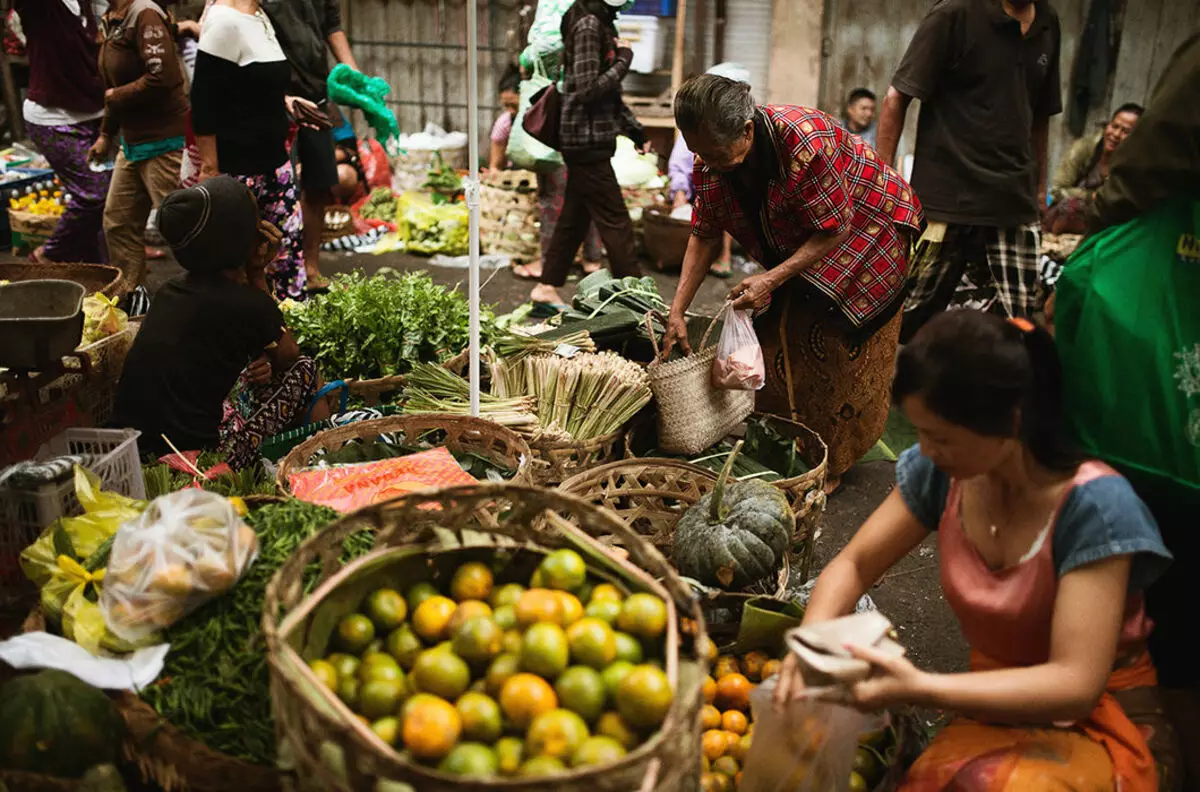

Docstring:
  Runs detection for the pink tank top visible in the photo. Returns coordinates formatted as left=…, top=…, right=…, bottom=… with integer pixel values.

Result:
left=939, top=461, right=1153, bottom=668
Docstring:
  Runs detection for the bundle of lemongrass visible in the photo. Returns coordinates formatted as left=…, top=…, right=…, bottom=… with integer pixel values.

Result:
left=513, top=351, right=651, bottom=441
left=402, top=361, right=539, bottom=430
left=490, top=329, right=595, bottom=398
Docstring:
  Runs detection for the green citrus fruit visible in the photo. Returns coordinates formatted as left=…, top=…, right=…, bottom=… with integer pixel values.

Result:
left=520, top=622, right=570, bottom=679
left=450, top=562, right=495, bottom=603
left=457, top=691, right=503, bottom=743
left=336, top=677, right=360, bottom=710
left=848, top=771, right=869, bottom=792
left=584, top=599, right=622, bottom=626
left=554, top=666, right=607, bottom=723
left=615, top=665, right=672, bottom=730
left=566, top=618, right=617, bottom=669
left=489, top=582, right=526, bottom=609
left=437, top=742, right=498, bottom=777
left=360, top=678, right=406, bottom=720
left=447, top=600, right=493, bottom=636
left=326, top=653, right=360, bottom=681
left=518, top=755, right=566, bottom=777
left=484, top=653, right=521, bottom=698
left=589, top=584, right=623, bottom=603
left=494, top=736, right=525, bottom=776
left=617, top=594, right=667, bottom=641
left=570, top=735, right=627, bottom=767
left=309, top=659, right=338, bottom=691
left=612, top=632, right=644, bottom=664
left=411, top=648, right=470, bottom=700
left=712, top=756, right=739, bottom=777
left=405, top=582, right=440, bottom=612
left=358, top=652, right=403, bottom=684
left=595, top=711, right=639, bottom=750
left=385, top=624, right=425, bottom=670
left=492, top=604, right=518, bottom=631
left=335, top=614, right=376, bottom=654
left=371, top=716, right=399, bottom=746
left=364, top=588, right=408, bottom=632
left=600, top=661, right=635, bottom=702
left=526, top=709, right=590, bottom=760
left=537, top=550, right=587, bottom=592
left=452, top=616, right=504, bottom=665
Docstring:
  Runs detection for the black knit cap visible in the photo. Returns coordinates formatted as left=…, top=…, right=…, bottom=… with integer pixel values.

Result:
left=157, top=176, right=259, bottom=273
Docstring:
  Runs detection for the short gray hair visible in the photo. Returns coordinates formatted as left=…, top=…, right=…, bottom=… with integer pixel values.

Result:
left=674, top=74, right=756, bottom=146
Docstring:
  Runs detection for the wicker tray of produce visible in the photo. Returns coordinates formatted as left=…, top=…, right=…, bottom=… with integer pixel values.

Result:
left=560, top=457, right=790, bottom=597
left=263, top=483, right=707, bottom=792
left=480, top=169, right=539, bottom=265
left=0, top=261, right=122, bottom=299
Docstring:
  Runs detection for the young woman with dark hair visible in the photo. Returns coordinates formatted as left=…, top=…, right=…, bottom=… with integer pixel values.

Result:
left=773, top=310, right=1177, bottom=792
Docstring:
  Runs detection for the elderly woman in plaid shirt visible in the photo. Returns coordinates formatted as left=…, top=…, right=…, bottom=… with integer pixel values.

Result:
left=661, top=75, right=924, bottom=492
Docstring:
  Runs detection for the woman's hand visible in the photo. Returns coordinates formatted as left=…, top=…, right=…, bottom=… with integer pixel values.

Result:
left=285, top=96, right=331, bottom=130
left=729, top=271, right=776, bottom=312
left=659, top=312, right=691, bottom=359
left=838, top=643, right=932, bottom=712
left=245, top=355, right=273, bottom=386
left=772, top=653, right=806, bottom=707
left=88, top=135, right=114, bottom=164
left=176, top=19, right=202, bottom=39
left=672, top=191, right=690, bottom=210
left=254, top=220, right=283, bottom=269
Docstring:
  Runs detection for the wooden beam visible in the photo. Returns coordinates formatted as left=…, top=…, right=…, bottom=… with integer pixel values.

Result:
left=0, top=50, right=24, bottom=142
left=670, top=0, right=688, bottom=94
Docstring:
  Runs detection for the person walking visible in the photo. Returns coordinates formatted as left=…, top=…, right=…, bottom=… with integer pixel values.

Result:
left=529, top=0, right=646, bottom=307
left=93, top=0, right=190, bottom=294
left=13, top=0, right=111, bottom=265
left=661, top=75, right=924, bottom=493
left=875, top=0, right=1062, bottom=341
left=191, top=0, right=321, bottom=300
left=260, top=0, right=359, bottom=293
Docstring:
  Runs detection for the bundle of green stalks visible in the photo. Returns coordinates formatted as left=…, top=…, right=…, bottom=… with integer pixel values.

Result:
left=401, top=361, right=539, bottom=430
left=515, top=351, right=651, bottom=441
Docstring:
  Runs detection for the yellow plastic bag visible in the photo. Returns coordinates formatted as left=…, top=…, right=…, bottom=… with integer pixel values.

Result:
left=81, top=293, right=128, bottom=346
left=40, top=555, right=159, bottom=655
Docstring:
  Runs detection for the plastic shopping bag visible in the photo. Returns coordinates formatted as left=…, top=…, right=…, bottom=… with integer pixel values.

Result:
left=100, top=490, right=258, bottom=642
left=287, top=447, right=478, bottom=512
left=712, top=302, right=765, bottom=391
left=739, top=676, right=882, bottom=792
left=507, top=58, right=564, bottom=172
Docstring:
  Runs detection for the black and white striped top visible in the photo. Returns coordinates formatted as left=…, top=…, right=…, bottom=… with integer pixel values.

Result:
left=192, top=4, right=291, bottom=176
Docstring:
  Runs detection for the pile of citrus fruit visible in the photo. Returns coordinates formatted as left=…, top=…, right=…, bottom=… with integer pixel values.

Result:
left=308, top=549, right=675, bottom=778
left=698, top=650, right=891, bottom=792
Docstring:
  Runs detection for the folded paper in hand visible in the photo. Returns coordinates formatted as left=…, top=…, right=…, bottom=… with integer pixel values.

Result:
left=784, top=611, right=905, bottom=687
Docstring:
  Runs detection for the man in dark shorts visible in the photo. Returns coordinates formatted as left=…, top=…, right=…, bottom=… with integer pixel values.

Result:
left=260, top=0, right=359, bottom=292
left=874, top=0, right=1062, bottom=342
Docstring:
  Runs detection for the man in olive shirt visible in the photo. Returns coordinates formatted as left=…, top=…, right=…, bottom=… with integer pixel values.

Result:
left=875, top=0, right=1062, bottom=341
left=260, top=0, right=359, bottom=292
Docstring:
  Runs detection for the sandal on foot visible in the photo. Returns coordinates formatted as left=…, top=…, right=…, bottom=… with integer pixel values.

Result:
left=710, top=259, right=733, bottom=279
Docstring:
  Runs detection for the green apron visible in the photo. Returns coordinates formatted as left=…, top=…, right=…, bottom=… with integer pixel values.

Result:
left=1055, top=198, right=1200, bottom=496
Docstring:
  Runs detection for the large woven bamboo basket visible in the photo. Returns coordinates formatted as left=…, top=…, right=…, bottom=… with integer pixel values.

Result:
left=480, top=170, right=540, bottom=265
left=527, top=429, right=623, bottom=485
left=263, top=484, right=707, bottom=792
left=753, top=414, right=828, bottom=583
left=275, top=413, right=534, bottom=493
left=559, top=458, right=789, bottom=597
left=642, top=206, right=690, bottom=272
left=0, top=261, right=122, bottom=298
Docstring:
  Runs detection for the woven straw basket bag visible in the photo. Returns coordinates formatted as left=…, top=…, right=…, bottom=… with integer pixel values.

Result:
left=645, top=311, right=754, bottom=455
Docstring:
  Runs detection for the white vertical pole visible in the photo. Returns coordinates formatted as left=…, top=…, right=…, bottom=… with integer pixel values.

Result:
left=466, top=0, right=482, bottom=417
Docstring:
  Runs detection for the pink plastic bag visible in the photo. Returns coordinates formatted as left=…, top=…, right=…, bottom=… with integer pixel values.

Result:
left=711, top=302, right=765, bottom=391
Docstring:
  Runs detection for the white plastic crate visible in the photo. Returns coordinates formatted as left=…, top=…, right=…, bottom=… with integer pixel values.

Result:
left=0, top=427, right=144, bottom=594
left=619, top=15, right=662, bottom=74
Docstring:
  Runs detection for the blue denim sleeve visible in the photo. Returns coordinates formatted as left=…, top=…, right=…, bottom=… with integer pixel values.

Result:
left=894, top=445, right=949, bottom=531
left=1053, top=476, right=1174, bottom=591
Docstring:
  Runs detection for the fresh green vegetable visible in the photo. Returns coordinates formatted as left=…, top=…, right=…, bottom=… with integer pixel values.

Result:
left=568, top=271, right=667, bottom=323
left=140, top=500, right=372, bottom=764
left=422, top=152, right=463, bottom=194
left=359, top=187, right=399, bottom=222
left=0, top=669, right=123, bottom=778
left=284, top=271, right=495, bottom=381
left=401, top=199, right=470, bottom=255
left=521, top=352, right=652, bottom=441
left=142, top=451, right=276, bottom=500
left=402, top=362, right=538, bottom=430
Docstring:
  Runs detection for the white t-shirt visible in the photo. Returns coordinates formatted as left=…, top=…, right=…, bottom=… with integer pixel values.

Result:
left=21, top=0, right=108, bottom=126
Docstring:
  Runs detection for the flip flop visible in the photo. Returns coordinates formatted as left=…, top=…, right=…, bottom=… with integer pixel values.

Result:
left=710, top=260, right=733, bottom=279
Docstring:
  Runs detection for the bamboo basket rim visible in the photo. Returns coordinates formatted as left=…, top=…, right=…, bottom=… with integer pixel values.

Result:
left=262, top=483, right=706, bottom=791
left=274, top=413, right=534, bottom=493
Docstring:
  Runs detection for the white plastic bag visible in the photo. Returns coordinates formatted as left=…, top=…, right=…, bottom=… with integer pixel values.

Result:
left=739, top=676, right=882, bottom=792
left=711, top=302, right=765, bottom=390
left=100, top=490, right=258, bottom=642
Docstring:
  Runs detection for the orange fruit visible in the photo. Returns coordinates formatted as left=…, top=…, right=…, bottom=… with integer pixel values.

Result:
left=450, top=562, right=494, bottom=603
left=364, top=588, right=408, bottom=632
left=538, top=549, right=587, bottom=591
left=555, top=591, right=584, bottom=626
left=452, top=615, right=504, bottom=664
left=570, top=734, right=627, bottom=767
left=554, top=666, right=607, bottom=722
left=741, top=650, right=769, bottom=682
left=595, top=711, right=638, bottom=750
left=489, top=582, right=526, bottom=609
left=700, top=704, right=722, bottom=731
left=721, top=710, right=748, bottom=735
left=515, top=588, right=562, bottom=627
left=309, top=659, right=338, bottom=691
left=411, top=648, right=470, bottom=700
left=616, top=594, right=667, bottom=640
left=566, top=618, right=617, bottom=669
left=335, top=614, right=376, bottom=653
left=405, top=581, right=440, bottom=612
left=715, top=673, right=752, bottom=712
left=518, top=755, right=566, bottom=777
left=437, top=742, right=499, bottom=777
left=494, top=736, right=525, bottom=776
left=701, top=729, right=728, bottom=761
left=713, top=655, right=740, bottom=679
left=761, top=659, right=783, bottom=681
left=525, top=708, right=589, bottom=761
left=456, top=691, right=503, bottom=743
left=447, top=600, right=493, bottom=635
left=615, top=664, right=673, bottom=730
left=701, top=675, right=717, bottom=704
left=499, top=673, right=558, bottom=729
left=612, top=632, right=644, bottom=664
left=699, top=636, right=719, bottom=662
left=484, top=653, right=521, bottom=697
left=722, top=731, right=741, bottom=753
left=589, top=583, right=623, bottom=603
left=520, top=622, right=569, bottom=678
left=412, top=596, right=457, bottom=642
left=402, top=695, right=461, bottom=760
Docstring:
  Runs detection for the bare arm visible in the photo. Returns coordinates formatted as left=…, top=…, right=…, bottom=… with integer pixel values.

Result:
left=875, top=86, right=912, bottom=167
left=196, top=134, right=219, bottom=179
left=327, top=30, right=358, bottom=71
left=661, top=234, right=722, bottom=357
left=266, top=327, right=302, bottom=371
left=489, top=141, right=507, bottom=171
left=1033, top=115, right=1050, bottom=207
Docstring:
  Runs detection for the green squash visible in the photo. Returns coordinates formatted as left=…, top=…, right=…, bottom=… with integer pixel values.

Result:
left=0, top=669, right=123, bottom=778
left=672, top=441, right=794, bottom=589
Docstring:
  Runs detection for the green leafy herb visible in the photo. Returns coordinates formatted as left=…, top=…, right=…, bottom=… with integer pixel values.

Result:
left=359, top=187, right=399, bottom=222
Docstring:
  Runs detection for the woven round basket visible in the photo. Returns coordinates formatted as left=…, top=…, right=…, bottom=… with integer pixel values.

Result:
left=263, top=484, right=706, bottom=792
left=527, top=429, right=623, bottom=485
left=480, top=169, right=540, bottom=265
left=0, top=261, right=122, bottom=298
left=752, top=414, right=828, bottom=583
left=559, top=458, right=789, bottom=597
left=621, top=184, right=667, bottom=254
left=275, top=413, right=534, bottom=493
left=642, top=206, right=690, bottom=272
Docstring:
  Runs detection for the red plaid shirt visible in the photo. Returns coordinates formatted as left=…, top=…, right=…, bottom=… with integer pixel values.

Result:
left=692, top=105, right=924, bottom=327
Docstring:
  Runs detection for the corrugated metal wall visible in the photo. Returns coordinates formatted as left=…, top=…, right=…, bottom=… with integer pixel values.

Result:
left=721, top=0, right=773, bottom=99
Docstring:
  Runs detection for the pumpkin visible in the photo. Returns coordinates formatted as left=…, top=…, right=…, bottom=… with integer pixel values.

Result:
left=0, top=669, right=123, bottom=778
left=672, top=441, right=793, bottom=589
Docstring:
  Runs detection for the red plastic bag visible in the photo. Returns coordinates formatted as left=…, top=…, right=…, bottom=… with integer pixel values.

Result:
left=358, top=138, right=392, bottom=192
left=287, top=447, right=477, bottom=512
